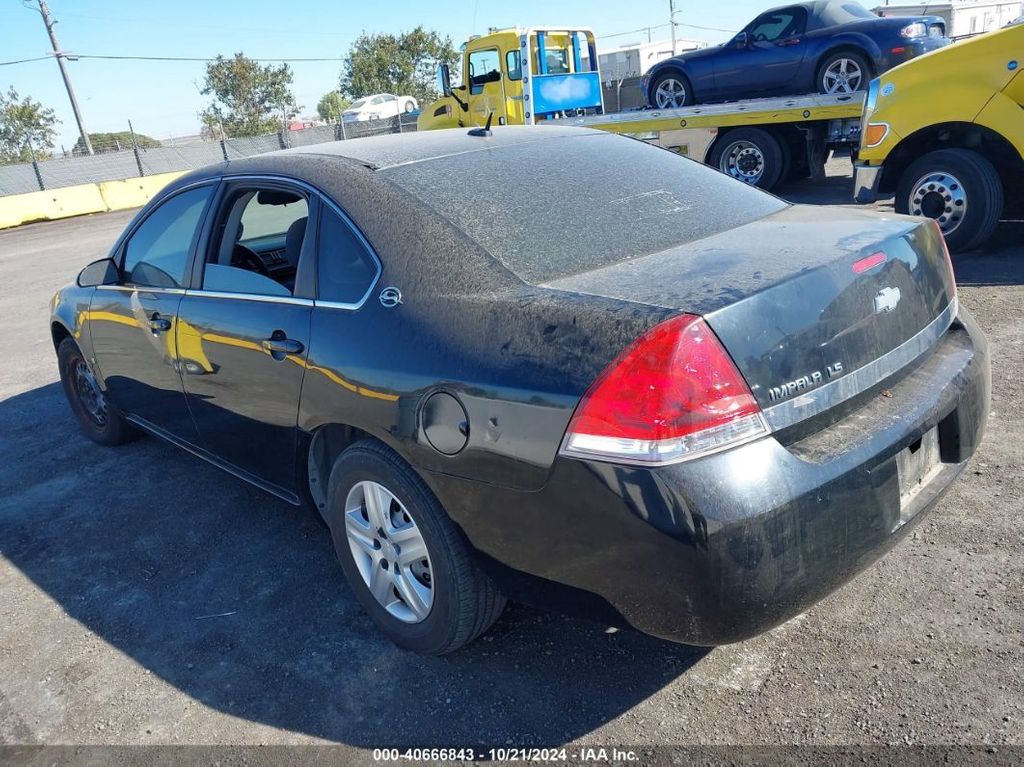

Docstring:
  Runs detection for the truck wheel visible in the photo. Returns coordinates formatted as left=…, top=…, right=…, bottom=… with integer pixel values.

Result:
left=708, top=128, right=786, bottom=190
left=649, top=70, right=694, bottom=109
left=57, top=337, right=136, bottom=446
left=326, top=439, right=506, bottom=655
left=895, top=148, right=1004, bottom=253
left=816, top=51, right=870, bottom=94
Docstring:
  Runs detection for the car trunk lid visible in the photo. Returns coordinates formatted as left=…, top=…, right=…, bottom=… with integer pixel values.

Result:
left=543, top=206, right=956, bottom=422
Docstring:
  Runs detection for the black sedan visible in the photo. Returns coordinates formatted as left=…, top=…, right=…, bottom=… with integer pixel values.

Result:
left=643, top=0, right=948, bottom=108
left=51, top=126, right=988, bottom=654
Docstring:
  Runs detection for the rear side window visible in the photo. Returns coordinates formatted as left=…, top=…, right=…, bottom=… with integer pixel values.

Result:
left=316, top=206, right=378, bottom=305
left=122, top=185, right=213, bottom=288
left=382, top=133, right=786, bottom=283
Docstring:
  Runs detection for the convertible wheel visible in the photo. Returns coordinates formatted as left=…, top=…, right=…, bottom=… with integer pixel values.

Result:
left=57, top=337, right=135, bottom=446
left=895, top=148, right=1004, bottom=253
left=649, top=70, right=693, bottom=109
left=817, top=51, right=869, bottom=95
left=708, top=128, right=786, bottom=190
left=326, top=439, right=506, bottom=655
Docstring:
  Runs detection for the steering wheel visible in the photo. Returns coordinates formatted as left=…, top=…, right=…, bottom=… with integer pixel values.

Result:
left=753, top=32, right=768, bottom=43
left=232, top=243, right=271, bottom=277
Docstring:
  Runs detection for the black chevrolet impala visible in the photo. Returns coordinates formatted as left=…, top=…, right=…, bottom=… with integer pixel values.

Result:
left=51, top=126, right=989, bottom=654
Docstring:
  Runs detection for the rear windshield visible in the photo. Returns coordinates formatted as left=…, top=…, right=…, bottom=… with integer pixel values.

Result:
left=381, top=132, right=786, bottom=283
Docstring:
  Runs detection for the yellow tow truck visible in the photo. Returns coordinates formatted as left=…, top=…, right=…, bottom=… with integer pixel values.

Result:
left=854, top=23, right=1023, bottom=252
left=419, top=27, right=866, bottom=191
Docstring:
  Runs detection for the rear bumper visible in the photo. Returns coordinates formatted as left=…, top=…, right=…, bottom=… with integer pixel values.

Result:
left=854, top=161, right=884, bottom=203
left=880, top=37, right=950, bottom=71
left=431, top=307, right=990, bottom=645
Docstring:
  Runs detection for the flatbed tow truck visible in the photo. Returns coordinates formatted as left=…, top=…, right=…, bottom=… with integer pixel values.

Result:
left=419, top=27, right=866, bottom=191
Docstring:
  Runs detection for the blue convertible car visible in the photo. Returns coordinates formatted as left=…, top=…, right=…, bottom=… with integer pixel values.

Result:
left=643, top=0, right=948, bottom=108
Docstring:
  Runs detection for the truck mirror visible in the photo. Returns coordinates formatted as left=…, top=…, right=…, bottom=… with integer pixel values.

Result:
left=734, top=32, right=749, bottom=48
left=437, top=64, right=453, bottom=98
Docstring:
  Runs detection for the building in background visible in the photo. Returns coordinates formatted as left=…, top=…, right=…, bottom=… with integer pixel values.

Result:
left=598, top=38, right=708, bottom=81
left=872, top=1, right=1022, bottom=37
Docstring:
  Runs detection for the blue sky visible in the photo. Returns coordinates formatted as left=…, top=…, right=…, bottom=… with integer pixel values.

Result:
left=5, top=0, right=820, bottom=148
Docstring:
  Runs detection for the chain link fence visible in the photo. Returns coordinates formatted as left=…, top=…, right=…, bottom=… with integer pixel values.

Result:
left=0, top=114, right=419, bottom=197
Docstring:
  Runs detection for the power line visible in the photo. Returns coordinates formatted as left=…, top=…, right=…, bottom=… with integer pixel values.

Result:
left=73, top=54, right=347, bottom=63
left=0, top=55, right=53, bottom=66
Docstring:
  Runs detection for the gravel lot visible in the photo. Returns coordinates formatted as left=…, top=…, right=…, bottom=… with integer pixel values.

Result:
left=1, top=158, right=1022, bottom=757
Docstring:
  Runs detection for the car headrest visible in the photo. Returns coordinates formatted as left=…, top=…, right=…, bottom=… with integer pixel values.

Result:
left=285, top=217, right=307, bottom=266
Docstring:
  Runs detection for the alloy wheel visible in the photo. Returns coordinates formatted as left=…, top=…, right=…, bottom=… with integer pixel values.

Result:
left=654, top=77, right=688, bottom=109
left=344, top=480, right=434, bottom=623
left=822, top=58, right=863, bottom=94
left=909, top=171, right=968, bottom=236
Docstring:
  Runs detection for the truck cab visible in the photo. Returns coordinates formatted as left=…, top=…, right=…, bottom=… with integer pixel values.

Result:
left=418, top=28, right=604, bottom=131
left=854, top=24, right=1024, bottom=252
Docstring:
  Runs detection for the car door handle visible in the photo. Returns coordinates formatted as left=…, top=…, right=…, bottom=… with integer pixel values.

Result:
left=261, top=337, right=304, bottom=356
left=148, top=315, right=172, bottom=333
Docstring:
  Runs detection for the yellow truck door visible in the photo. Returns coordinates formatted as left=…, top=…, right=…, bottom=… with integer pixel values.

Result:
left=466, top=46, right=508, bottom=126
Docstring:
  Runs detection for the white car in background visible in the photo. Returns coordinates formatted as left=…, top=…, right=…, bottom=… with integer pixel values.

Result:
left=342, top=93, right=419, bottom=122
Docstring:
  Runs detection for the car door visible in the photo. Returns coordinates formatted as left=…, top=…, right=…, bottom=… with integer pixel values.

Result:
left=714, top=6, right=809, bottom=98
left=467, top=46, right=508, bottom=126
left=88, top=183, right=216, bottom=443
left=174, top=178, right=315, bottom=497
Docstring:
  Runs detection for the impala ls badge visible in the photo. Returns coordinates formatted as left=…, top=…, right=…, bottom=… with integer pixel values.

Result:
left=379, top=286, right=402, bottom=308
left=874, top=286, right=901, bottom=314
left=768, top=362, right=844, bottom=403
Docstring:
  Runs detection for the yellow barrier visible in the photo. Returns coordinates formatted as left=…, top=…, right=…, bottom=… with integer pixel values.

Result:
left=0, top=171, right=185, bottom=230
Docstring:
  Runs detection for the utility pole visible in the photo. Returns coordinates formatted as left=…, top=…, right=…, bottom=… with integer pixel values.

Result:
left=668, top=0, right=678, bottom=54
left=36, top=0, right=93, bottom=155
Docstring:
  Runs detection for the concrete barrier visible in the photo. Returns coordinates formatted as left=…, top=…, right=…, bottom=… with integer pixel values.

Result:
left=0, top=171, right=185, bottom=230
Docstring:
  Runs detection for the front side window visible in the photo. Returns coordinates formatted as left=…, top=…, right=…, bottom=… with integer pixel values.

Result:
left=468, top=49, right=501, bottom=94
left=748, top=8, right=807, bottom=41
left=316, top=205, right=378, bottom=305
left=203, top=187, right=309, bottom=297
left=122, top=185, right=213, bottom=289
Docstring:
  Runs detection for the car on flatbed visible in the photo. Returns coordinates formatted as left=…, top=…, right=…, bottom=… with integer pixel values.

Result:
left=643, top=0, right=948, bottom=108
left=52, top=126, right=989, bottom=654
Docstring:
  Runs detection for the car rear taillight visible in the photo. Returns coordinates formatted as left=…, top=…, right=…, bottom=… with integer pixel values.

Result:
left=560, top=314, right=768, bottom=465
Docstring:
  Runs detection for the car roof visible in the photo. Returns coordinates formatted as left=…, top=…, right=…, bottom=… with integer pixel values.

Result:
left=271, top=124, right=605, bottom=171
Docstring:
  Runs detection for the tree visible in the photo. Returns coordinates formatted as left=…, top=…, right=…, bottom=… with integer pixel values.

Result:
left=0, top=87, right=59, bottom=164
left=73, top=131, right=161, bottom=155
left=341, top=27, right=459, bottom=105
left=198, top=53, right=299, bottom=138
left=317, top=91, right=350, bottom=122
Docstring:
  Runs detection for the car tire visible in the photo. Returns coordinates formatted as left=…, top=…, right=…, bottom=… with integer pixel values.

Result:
left=57, top=336, right=136, bottom=446
left=707, top=127, right=786, bottom=190
left=895, top=148, right=1004, bottom=254
left=816, top=50, right=871, bottom=95
left=403, top=100, right=415, bottom=113
left=326, top=439, right=506, bottom=655
left=648, top=70, right=694, bottom=109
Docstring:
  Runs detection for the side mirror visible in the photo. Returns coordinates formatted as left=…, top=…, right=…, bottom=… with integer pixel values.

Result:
left=734, top=32, right=749, bottom=48
left=77, top=258, right=119, bottom=288
left=437, top=63, right=453, bottom=98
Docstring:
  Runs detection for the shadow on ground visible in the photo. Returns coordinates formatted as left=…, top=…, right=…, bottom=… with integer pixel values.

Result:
left=0, top=382, right=706, bottom=746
